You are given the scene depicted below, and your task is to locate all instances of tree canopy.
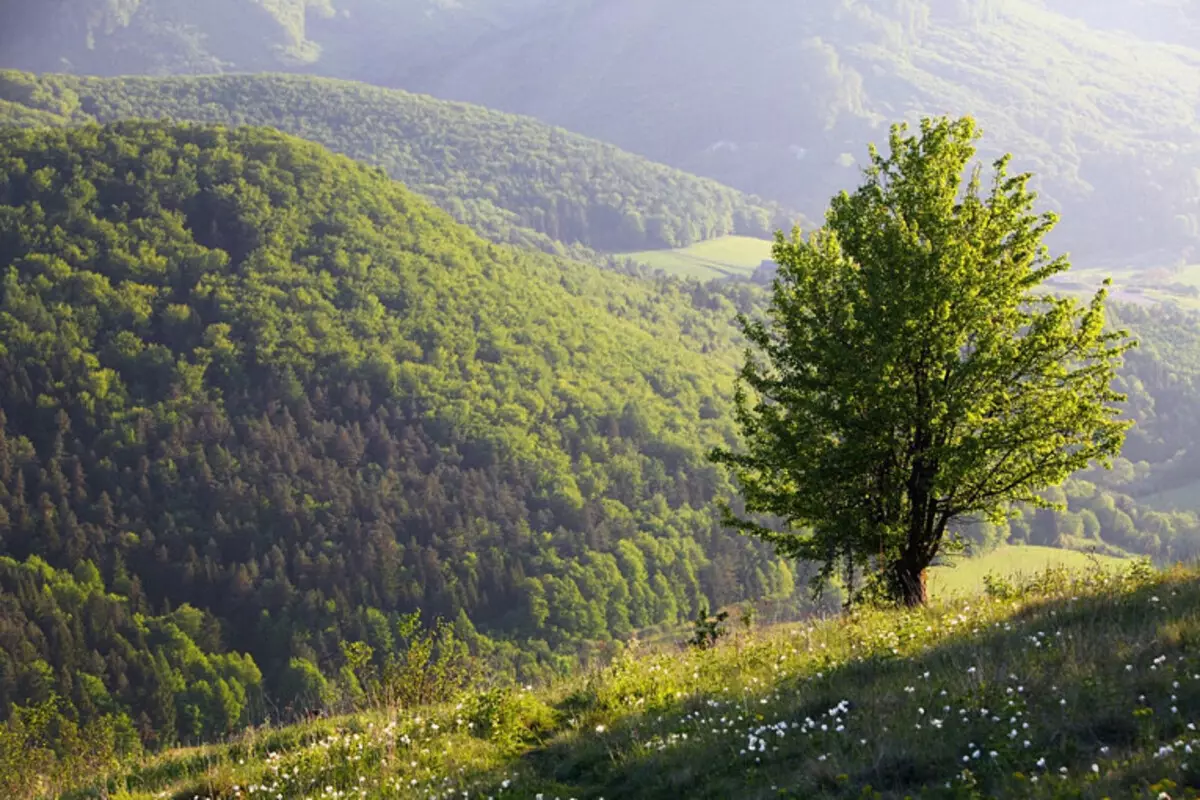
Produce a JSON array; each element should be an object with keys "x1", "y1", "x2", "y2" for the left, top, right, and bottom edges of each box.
[
  {"x1": 712, "y1": 117, "x2": 1133, "y2": 605},
  {"x1": 0, "y1": 121, "x2": 808, "y2": 743},
  {"x1": 0, "y1": 70, "x2": 791, "y2": 257}
]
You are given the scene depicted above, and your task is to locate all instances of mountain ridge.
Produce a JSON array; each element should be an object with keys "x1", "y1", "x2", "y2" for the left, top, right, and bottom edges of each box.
[{"x1": 0, "y1": 69, "x2": 793, "y2": 258}]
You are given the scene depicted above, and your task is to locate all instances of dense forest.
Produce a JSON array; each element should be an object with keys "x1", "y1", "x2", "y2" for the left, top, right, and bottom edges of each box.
[
  {"x1": 0, "y1": 70, "x2": 791, "y2": 256},
  {"x1": 2, "y1": 1, "x2": 1198, "y2": 269},
  {"x1": 0, "y1": 122, "x2": 812, "y2": 750},
  {"x1": 0, "y1": 121, "x2": 1198, "y2": 758}
]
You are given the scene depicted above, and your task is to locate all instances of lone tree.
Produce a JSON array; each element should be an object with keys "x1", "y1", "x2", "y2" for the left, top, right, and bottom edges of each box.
[{"x1": 710, "y1": 116, "x2": 1133, "y2": 607}]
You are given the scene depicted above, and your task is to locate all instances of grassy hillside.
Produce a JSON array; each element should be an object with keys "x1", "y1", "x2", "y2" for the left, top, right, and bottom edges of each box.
[
  {"x1": 0, "y1": 70, "x2": 791, "y2": 256},
  {"x1": 928, "y1": 545, "x2": 1129, "y2": 598},
  {"x1": 30, "y1": 560, "x2": 1200, "y2": 799},
  {"x1": 627, "y1": 235, "x2": 773, "y2": 280}
]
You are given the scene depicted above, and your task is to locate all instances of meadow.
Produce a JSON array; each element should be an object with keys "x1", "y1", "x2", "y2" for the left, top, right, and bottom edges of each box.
[
  {"x1": 928, "y1": 545, "x2": 1129, "y2": 599},
  {"x1": 1047, "y1": 263, "x2": 1200, "y2": 311},
  {"x1": 627, "y1": 235, "x2": 774, "y2": 280},
  {"x1": 41, "y1": 558, "x2": 1200, "y2": 799}
]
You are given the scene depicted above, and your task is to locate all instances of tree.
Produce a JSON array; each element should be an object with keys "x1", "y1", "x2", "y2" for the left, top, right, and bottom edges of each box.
[{"x1": 710, "y1": 116, "x2": 1133, "y2": 607}]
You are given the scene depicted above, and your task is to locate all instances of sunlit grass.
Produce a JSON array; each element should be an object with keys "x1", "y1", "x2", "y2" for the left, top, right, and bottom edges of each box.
[
  {"x1": 627, "y1": 235, "x2": 773, "y2": 279},
  {"x1": 929, "y1": 545, "x2": 1129, "y2": 599},
  {"x1": 61, "y1": 559, "x2": 1200, "y2": 799}
]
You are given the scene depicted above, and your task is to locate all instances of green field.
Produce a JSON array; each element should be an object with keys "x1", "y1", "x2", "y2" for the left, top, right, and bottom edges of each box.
[
  {"x1": 628, "y1": 235, "x2": 774, "y2": 279},
  {"x1": 1048, "y1": 262, "x2": 1200, "y2": 310},
  {"x1": 928, "y1": 544, "x2": 1129, "y2": 598}
]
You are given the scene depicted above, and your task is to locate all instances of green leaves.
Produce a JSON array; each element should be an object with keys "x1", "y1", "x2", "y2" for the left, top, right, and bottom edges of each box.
[{"x1": 712, "y1": 116, "x2": 1134, "y2": 606}]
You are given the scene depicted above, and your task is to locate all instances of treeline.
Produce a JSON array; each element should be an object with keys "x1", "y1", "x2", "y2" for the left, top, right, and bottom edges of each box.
[
  {"x1": 0, "y1": 70, "x2": 793, "y2": 255},
  {"x1": 0, "y1": 122, "x2": 805, "y2": 751}
]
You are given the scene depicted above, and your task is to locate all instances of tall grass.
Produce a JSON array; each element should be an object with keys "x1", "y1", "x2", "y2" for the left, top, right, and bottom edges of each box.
[{"x1": 44, "y1": 559, "x2": 1200, "y2": 799}]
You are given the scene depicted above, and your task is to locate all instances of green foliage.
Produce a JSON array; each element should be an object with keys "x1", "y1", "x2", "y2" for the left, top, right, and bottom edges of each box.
[
  {"x1": 0, "y1": 121, "x2": 807, "y2": 750},
  {"x1": 0, "y1": 693, "x2": 143, "y2": 800},
  {"x1": 377, "y1": 613, "x2": 474, "y2": 710},
  {"x1": 0, "y1": 555, "x2": 262, "y2": 755},
  {"x1": 462, "y1": 686, "x2": 555, "y2": 754},
  {"x1": 687, "y1": 604, "x2": 729, "y2": 650},
  {"x1": 0, "y1": 70, "x2": 790, "y2": 256},
  {"x1": 712, "y1": 117, "x2": 1133, "y2": 606}
]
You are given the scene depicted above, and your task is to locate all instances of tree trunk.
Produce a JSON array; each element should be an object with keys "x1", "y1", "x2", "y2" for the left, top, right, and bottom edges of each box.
[{"x1": 892, "y1": 558, "x2": 928, "y2": 607}]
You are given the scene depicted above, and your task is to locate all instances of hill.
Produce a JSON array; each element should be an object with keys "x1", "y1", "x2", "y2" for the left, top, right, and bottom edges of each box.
[
  {"x1": 5, "y1": 2, "x2": 1199, "y2": 270},
  {"x1": 7, "y1": 119, "x2": 1200, "y2": 770},
  {"x1": 0, "y1": 70, "x2": 791, "y2": 256},
  {"x1": 0, "y1": 0, "x2": 549, "y2": 78},
  {"x1": 0, "y1": 120, "x2": 813, "y2": 743},
  {"x1": 22, "y1": 559, "x2": 1200, "y2": 799},
  {"x1": 411, "y1": 0, "x2": 1200, "y2": 270}
]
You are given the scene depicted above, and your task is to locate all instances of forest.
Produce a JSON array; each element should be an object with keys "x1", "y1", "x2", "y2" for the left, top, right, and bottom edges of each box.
[
  {"x1": 1, "y1": 121, "x2": 1200, "y2": 766},
  {"x1": 0, "y1": 70, "x2": 791, "y2": 256},
  {"x1": 0, "y1": 122, "x2": 814, "y2": 753}
]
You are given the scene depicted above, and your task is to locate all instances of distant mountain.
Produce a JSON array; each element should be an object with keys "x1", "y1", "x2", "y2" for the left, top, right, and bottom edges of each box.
[
  {"x1": 0, "y1": 1, "x2": 547, "y2": 77},
  {"x1": 3, "y1": 1, "x2": 1197, "y2": 268},
  {"x1": 0, "y1": 70, "x2": 791, "y2": 256},
  {"x1": 409, "y1": 0, "x2": 1200, "y2": 269},
  {"x1": 1044, "y1": 0, "x2": 1200, "y2": 45}
]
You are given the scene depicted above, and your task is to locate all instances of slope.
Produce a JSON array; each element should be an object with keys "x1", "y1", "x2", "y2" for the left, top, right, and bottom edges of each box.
[
  {"x1": 5, "y1": 117, "x2": 1200, "y2": 767},
  {"x1": 410, "y1": 0, "x2": 1200, "y2": 270},
  {"x1": 0, "y1": 70, "x2": 792, "y2": 256},
  {"x1": 0, "y1": 121, "x2": 805, "y2": 738},
  {"x1": 0, "y1": 0, "x2": 550, "y2": 78},
  {"x1": 6, "y1": 2, "x2": 1199, "y2": 270},
  {"x1": 28, "y1": 560, "x2": 1200, "y2": 800}
]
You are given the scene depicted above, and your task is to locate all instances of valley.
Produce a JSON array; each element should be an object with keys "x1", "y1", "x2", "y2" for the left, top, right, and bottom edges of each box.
[{"x1": 1, "y1": 3, "x2": 1200, "y2": 798}]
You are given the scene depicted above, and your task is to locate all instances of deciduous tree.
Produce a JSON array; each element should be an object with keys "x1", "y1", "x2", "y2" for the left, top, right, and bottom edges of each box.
[{"x1": 711, "y1": 116, "x2": 1133, "y2": 606}]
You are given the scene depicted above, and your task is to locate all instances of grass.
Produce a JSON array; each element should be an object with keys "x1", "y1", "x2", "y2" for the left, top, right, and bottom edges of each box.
[
  {"x1": 929, "y1": 545, "x2": 1129, "y2": 599},
  {"x1": 627, "y1": 235, "x2": 774, "y2": 280},
  {"x1": 55, "y1": 557, "x2": 1200, "y2": 799},
  {"x1": 1048, "y1": 263, "x2": 1200, "y2": 311}
]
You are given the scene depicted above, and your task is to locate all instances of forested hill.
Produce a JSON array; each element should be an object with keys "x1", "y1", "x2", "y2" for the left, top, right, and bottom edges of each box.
[
  {"x1": 0, "y1": 121, "x2": 810, "y2": 740},
  {"x1": 0, "y1": 70, "x2": 791, "y2": 256},
  {"x1": 6, "y1": 120, "x2": 1200, "y2": 758},
  {"x1": 3, "y1": 2, "x2": 1198, "y2": 269},
  {"x1": 411, "y1": 0, "x2": 1200, "y2": 269}
]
